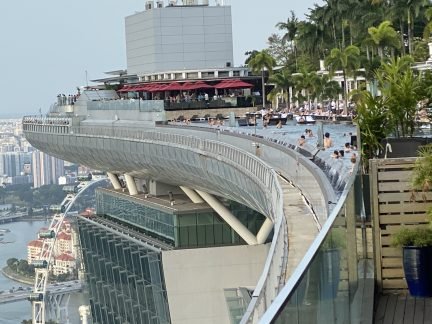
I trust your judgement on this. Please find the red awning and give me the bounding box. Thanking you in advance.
[163,82,184,91]
[118,85,134,92]
[214,79,253,89]
[181,82,195,90]
[187,81,214,90]
[148,83,168,92]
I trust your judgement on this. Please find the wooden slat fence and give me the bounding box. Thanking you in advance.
[370,158,431,294]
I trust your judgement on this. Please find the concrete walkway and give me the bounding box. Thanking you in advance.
[278,176,320,281]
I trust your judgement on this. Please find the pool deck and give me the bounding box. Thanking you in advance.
[374,294,432,324]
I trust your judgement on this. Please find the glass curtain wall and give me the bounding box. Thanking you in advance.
[78,218,171,324]
[97,190,267,249]
[96,191,176,244]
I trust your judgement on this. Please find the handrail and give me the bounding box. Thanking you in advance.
[22,116,288,321]
[259,160,360,323]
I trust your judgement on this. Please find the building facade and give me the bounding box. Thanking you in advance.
[76,188,268,323]
[125,0,233,77]
[31,150,64,188]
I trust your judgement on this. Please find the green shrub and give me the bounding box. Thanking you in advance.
[322,228,346,250]
[392,227,432,247]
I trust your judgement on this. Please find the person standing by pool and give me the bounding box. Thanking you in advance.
[324,132,333,149]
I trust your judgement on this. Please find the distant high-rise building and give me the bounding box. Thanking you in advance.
[32,150,64,188]
[0,151,31,178]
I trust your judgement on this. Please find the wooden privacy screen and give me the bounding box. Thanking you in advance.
[370,158,431,294]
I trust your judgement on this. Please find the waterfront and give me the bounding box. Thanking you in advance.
[0,220,87,323]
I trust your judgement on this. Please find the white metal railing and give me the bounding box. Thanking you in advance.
[23,117,289,322]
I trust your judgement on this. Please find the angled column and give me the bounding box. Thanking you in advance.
[124,174,139,196]
[79,305,90,324]
[180,186,205,203]
[256,218,274,244]
[107,172,122,190]
[196,190,258,245]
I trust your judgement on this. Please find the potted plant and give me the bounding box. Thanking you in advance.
[392,144,432,297]
[392,226,432,297]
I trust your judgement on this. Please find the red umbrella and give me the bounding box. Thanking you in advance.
[133,84,149,91]
[188,81,214,90]
[118,85,141,92]
[230,80,254,88]
[148,83,168,92]
[215,79,253,89]
[163,82,184,91]
[181,82,195,90]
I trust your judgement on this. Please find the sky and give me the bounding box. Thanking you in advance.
[0,0,320,118]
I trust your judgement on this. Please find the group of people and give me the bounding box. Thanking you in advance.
[208,118,224,126]
[297,129,315,146]
[57,93,79,106]
[324,133,358,174]
[167,92,210,103]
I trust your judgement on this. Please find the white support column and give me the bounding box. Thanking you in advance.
[107,172,122,190]
[196,190,258,245]
[79,305,90,324]
[124,174,139,196]
[256,218,274,244]
[180,186,205,203]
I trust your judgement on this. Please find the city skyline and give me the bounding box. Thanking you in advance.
[0,0,320,118]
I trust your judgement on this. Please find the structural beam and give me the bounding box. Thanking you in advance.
[107,172,122,190]
[196,190,258,245]
[124,174,139,196]
[180,186,205,203]
[256,218,274,244]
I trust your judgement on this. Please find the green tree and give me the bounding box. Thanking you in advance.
[423,7,432,40]
[412,144,432,200]
[276,10,299,68]
[368,20,400,58]
[267,34,291,66]
[377,56,420,137]
[244,50,259,65]
[17,259,30,275]
[268,68,295,111]
[7,258,18,270]
[293,69,319,110]
[400,0,429,54]
[247,50,276,108]
[316,75,342,109]
[324,45,361,114]
[353,91,390,172]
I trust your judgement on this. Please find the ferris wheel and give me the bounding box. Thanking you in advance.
[30,176,107,324]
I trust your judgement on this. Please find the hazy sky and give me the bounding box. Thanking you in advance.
[0,0,319,118]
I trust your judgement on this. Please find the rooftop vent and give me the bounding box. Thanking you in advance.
[145,1,154,10]
[156,0,164,8]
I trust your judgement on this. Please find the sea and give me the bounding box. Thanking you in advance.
[0,220,88,324]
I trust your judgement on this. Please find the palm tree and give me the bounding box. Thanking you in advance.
[293,69,319,111]
[423,7,432,40]
[276,11,299,68]
[368,20,400,59]
[313,74,342,108]
[247,50,276,108]
[403,0,429,54]
[268,69,295,111]
[324,45,360,114]
[276,11,299,45]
